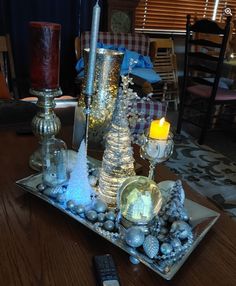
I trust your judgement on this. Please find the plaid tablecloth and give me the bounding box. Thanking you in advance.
[128,99,167,142]
[81,32,150,56]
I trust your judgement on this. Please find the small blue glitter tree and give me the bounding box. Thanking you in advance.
[66,140,93,206]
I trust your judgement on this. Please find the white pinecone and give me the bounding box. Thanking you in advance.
[143,235,159,259]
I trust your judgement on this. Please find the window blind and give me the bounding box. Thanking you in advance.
[135,0,228,32]
[215,0,236,21]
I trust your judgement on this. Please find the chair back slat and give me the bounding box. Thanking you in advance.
[189,64,216,75]
[189,39,222,48]
[190,77,214,86]
[191,19,225,34]
[188,52,219,62]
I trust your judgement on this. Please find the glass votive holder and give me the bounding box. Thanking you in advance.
[41,138,69,187]
[140,131,174,180]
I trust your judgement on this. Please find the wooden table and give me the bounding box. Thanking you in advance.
[0,126,236,286]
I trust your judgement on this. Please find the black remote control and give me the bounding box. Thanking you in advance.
[93,254,120,286]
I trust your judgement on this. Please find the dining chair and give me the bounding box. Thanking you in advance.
[149,38,179,110]
[176,15,236,145]
[0,68,11,99]
[0,34,18,98]
[193,15,234,60]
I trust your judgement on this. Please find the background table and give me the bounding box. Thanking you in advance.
[0,126,236,286]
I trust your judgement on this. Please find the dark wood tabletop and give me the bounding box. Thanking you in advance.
[0,125,236,286]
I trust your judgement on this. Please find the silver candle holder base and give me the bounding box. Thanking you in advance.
[29,87,62,171]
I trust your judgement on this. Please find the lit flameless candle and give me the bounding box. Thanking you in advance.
[147,118,171,160]
[29,22,61,90]
[85,1,101,95]
[149,117,170,140]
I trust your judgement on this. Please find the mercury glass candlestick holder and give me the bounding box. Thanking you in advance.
[29,88,62,171]
[140,131,174,180]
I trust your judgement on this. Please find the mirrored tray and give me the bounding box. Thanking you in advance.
[16,173,219,280]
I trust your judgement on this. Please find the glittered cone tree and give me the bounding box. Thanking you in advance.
[65,140,93,206]
[98,76,136,207]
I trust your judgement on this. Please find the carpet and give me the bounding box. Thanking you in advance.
[164,132,236,218]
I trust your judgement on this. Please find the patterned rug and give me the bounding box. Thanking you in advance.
[164,132,236,218]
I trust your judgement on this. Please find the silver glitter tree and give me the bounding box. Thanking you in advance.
[98,75,136,207]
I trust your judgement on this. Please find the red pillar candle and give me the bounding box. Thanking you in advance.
[29,22,61,90]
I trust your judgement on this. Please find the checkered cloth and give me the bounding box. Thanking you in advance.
[128,100,167,142]
[81,32,150,56]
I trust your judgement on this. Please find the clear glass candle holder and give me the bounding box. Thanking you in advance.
[41,138,69,187]
[140,131,174,180]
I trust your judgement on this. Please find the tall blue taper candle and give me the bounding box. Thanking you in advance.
[72,1,100,151]
[84,1,101,149]
[85,1,101,95]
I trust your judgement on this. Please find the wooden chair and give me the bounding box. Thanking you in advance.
[0,68,11,99]
[176,15,236,145]
[149,38,179,110]
[193,15,234,60]
[0,35,18,98]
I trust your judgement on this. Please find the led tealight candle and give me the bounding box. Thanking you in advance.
[149,117,170,140]
[29,22,61,90]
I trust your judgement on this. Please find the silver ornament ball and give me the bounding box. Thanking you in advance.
[97,213,106,222]
[85,210,98,222]
[37,183,46,192]
[129,256,140,265]
[75,204,85,215]
[57,193,66,204]
[93,199,107,213]
[44,187,58,198]
[125,227,145,248]
[105,211,116,221]
[170,238,182,249]
[170,220,192,240]
[67,200,76,210]
[160,243,173,255]
[103,220,115,231]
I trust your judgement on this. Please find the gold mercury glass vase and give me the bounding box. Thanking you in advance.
[72,48,124,150]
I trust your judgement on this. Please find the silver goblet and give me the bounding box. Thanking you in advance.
[140,132,174,180]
